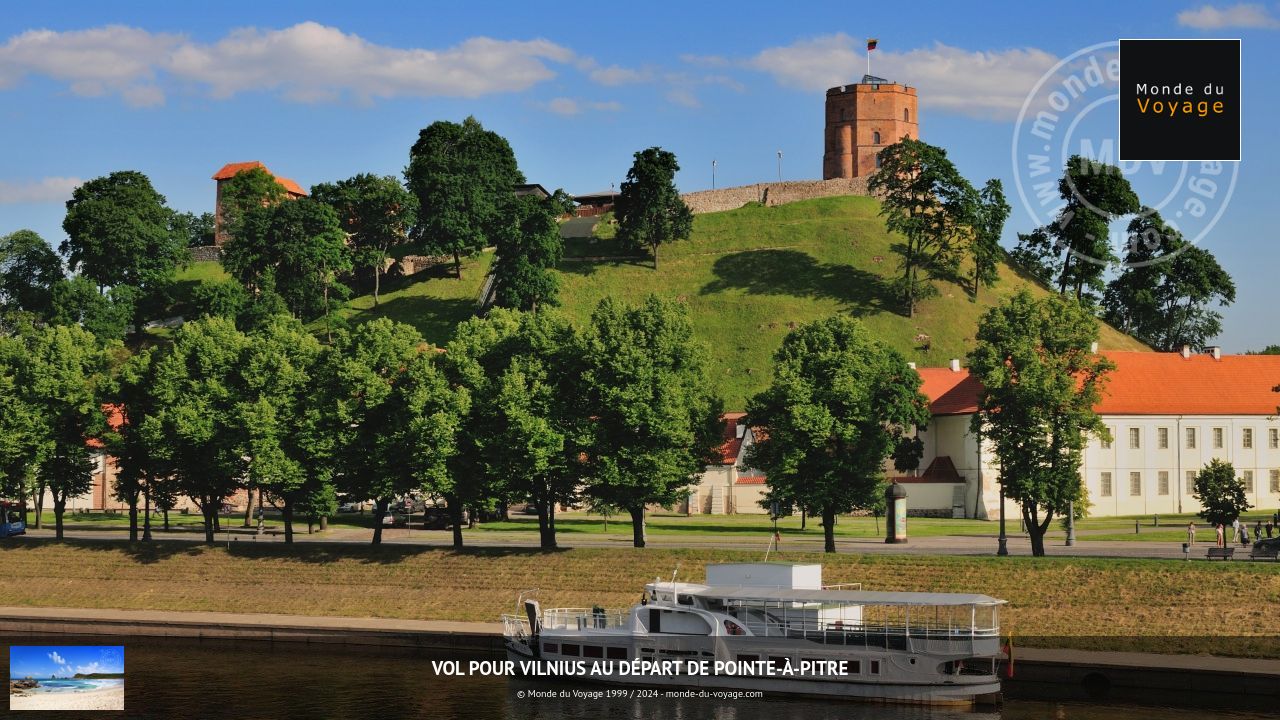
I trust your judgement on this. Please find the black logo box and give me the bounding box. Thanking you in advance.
[1119,39,1240,162]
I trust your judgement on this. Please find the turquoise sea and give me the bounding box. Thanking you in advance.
[19,677,124,693]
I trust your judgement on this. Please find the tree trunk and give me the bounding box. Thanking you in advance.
[202,498,216,544]
[629,505,646,548]
[1025,507,1052,557]
[53,495,66,540]
[822,506,837,553]
[127,494,139,542]
[319,515,328,532]
[800,507,806,530]
[282,496,294,544]
[142,491,152,542]
[33,483,45,529]
[447,494,464,549]
[652,243,659,270]
[536,499,556,550]
[243,486,254,527]
[372,497,389,545]
[163,509,170,532]
[453,250,463,279]
[373,257,382,307]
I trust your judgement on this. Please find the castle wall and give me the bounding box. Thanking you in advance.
[681,177,870,215]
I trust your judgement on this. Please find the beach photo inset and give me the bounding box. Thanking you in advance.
[8,646,124,711]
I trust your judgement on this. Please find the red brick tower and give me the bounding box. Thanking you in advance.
[823,76,919,179]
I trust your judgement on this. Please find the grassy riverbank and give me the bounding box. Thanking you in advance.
[2,540,1277,657]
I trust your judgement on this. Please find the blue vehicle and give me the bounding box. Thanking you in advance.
[1,501,26,537]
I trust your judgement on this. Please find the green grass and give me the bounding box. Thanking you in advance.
[2,542,1278,656]
[168,260,231,317]
[552,197,1146,408]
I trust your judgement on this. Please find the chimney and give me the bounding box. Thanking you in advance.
[1181,345,1192,359]
[1090,341,1098,353]
[907,362,917,370]
[949,359,961,372]
[1209,346,1222,360]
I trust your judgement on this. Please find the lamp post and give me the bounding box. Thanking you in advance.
[997,480,1008,556]
[712,159,717,189]
[1066,500,1076,546]
[776,150,783,181]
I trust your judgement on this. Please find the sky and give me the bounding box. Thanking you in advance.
[0,1,1276,350]
[9,645,124,678]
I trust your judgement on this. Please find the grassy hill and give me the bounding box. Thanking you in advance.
[175,196,1146,409]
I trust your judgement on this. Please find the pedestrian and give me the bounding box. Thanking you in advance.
[1216,523,1225,548]
[1268,521,1275,539]
[1231,517,1241,544]
[1255,520,1263,543]
[1240,523,1250,546]
[1187,522,1196,546]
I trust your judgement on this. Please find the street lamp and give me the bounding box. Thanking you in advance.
[997,479,1008,556]
[776,150,783,181]
[712,159,717,189]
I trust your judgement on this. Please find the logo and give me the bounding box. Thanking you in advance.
[1011,41,1237,269]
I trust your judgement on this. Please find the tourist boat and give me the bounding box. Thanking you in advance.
[501,562,1007,705]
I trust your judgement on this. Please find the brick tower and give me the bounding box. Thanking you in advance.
[823,75,919,179]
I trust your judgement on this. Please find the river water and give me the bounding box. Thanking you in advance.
[4,636,1273,720]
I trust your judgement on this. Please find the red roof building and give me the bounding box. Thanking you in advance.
[212,161,308,246]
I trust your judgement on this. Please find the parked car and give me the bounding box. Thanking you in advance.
[1250,536,1280,560]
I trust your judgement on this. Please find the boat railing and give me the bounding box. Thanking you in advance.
[502,614,532,643]
[740,617,999,647]
[541,607,630,631]
[821,582,863,591]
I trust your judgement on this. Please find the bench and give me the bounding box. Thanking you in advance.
[1249,545,1279,561]
[1206,547,1235,560]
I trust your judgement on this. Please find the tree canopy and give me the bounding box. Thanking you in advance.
[0,229,63,320]
[968,290,1113,556]
[405,116,524,279]
[491,193,564,311]
[746,316,930,552]
[1193,459,1250,528]
[614,147,693,270]
[311,173,418,307]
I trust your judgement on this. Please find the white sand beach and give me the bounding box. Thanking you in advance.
[9,684,124,711]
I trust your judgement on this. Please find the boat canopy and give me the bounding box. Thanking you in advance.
[687,586,1005,607]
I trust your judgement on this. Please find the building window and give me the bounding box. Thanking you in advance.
[1186,427,1197,449]
[1158,427,1169,449]
[1102,429,1113,450]
[873,130,881,144]
[1271,469,1280,494]
[1213,427,1224,449]
[1100,472,1112,497]
[904,108,910,122]
[1158,471,1169,495]
[1129,471,1142,496]
[1243,428,1254,449]
[1187,470,1197,491]
[1271,428,1279,449]
[1129,428,1141,449]
[1243,470,1254,493]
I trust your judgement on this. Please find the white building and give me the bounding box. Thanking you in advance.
[694,350,1280,519]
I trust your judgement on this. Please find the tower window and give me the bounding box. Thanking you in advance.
[904,108,909,122]
[873,131,881,145]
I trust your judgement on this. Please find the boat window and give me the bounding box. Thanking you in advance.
[677,595,695,606]
[561,643,581,657]
[606,647,627,660]
[870,660,881,675]
[724,619,746,635]
[583,645,603,658]
[848,660,861,675]
[541,642,558,654]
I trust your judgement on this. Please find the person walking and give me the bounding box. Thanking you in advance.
[1187,522,1196,546]
[1255,520,1263,543]
[1231,517,1241,544]
[1241,523,1251,546]
[1216,523,1225,548]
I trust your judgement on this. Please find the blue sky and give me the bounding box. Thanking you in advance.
[1,1,1276,350]
[9,645,124,678]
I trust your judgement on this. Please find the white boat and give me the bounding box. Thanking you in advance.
[501,562,1006,706]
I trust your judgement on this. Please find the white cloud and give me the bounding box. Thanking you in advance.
[665,87,700,108]
[747,34,1059,121]
[1177,3,1280,28]
[48,651,65,665]
[0,176,82,204]
[0,22,577,105]
[0,25,181,106]
[537,97,621,116]
[588,64,652,86]
[74,661,108,675]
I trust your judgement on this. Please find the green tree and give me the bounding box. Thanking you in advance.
[14,325,111,539]
[968,290,1113,556]
[580,296,722,547]
[147,317,251,543]
[1193,459,1250,528]
[1248,345,1280,355]
[405,116,524,279]
[188,279,250,323]
[491,194,564,311]
[105,348,170,542]
[171,211,216,248]
[614,147,693,270]
[0,230,64,319]
[745,316,930,553]
[49,277,136,341]
[311,173,418,307]
[60,171,188,335]
[223,198,352,330]
[322,318,430,544]
[971,179,1011,300]
[236,315,328,543]
[0,333,46,525]
[868,139,976,316]
[445,309,585,549]
[217,167,288,245]
[1102,211,1235,351]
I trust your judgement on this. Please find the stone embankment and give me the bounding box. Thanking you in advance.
[681,177,872,215]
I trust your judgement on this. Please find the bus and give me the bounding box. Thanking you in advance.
[1,500,26,537]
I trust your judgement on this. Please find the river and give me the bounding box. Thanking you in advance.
[4,636,1273,719]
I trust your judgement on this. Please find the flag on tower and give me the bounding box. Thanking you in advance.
[867,38,878,52]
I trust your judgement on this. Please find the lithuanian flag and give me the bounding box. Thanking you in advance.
[867,38,878,52]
